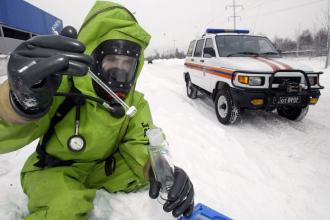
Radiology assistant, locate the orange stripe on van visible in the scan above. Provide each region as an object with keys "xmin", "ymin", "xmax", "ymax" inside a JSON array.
[
  {"xmin": 184, "ymin": 62, "xmax": 234, "ymax": 79},
  {"xmin": 185, "ymin": 62, "xmax": 234, "ymax": 74}
]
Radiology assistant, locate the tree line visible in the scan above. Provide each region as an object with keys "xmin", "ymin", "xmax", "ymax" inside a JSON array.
[
  {"xmin": 146, "ymin": 48, "xmax": 186, "ymax": 61},
  {"xmin": 273, "ymin": 28, "xmax": 327, "ymax": 56}
]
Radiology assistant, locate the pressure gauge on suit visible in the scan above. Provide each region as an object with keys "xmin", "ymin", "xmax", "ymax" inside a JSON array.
[
  {"xmin": 68, "ymin": 135, "xmax": 86, "ymax": 152},
  {"xmin": 67, "ymin": 104, "xmax": 86, "ymax": 152}
]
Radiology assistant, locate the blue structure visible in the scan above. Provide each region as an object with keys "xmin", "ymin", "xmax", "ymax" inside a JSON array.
[
  {"xmin": 178, "ymin": 203, "xmax": 232, "ymax": 220},
  {"xmin": 0, "ymin": 0, "xmax": 63, "ymax": 54},
  {"xmin": 0, "ymin": 0, "xmax": 63, "ymax": 35}
]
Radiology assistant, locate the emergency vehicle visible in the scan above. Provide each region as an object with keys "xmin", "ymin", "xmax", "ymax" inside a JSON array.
[{"xmin": 184, "ymin": 29, "xmax": 323, "ymax": 125}]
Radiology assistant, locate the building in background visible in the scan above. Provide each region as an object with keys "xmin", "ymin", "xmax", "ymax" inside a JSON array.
[{"xmin": 0, "ymin": 0, "xmax": 63, "ymax": 54}]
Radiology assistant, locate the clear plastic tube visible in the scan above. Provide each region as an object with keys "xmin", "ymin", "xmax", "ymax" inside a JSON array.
[
  {"xmin": 146, "ymin": 128, "xmax": 175, "ymax": 202},
  {"xmin": 87, "ymin": 69, "xmax": 137, "ymax": 117}
]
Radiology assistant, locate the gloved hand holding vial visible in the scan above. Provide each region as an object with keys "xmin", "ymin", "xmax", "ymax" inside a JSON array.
[
  {"xmin": 146, "ymin": 127, "xmax": 175, "ymax": 201},
  {"xmin": 147, "ymin": 128, "xmax": 194, "ymax": 218}
]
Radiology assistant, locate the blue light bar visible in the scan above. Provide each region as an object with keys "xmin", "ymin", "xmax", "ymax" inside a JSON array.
[{"xmin": 206, "ymin": 29, "xmax": 250, "ymax": 34}]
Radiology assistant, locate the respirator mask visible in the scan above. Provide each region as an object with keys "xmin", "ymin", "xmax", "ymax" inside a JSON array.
[{"xmin": 91, "ymin": 40, "xmax": 140, "ymax": 101}]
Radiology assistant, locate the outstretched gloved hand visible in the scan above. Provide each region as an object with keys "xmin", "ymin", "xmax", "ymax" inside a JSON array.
[
  {"xmin": 149, "ymin": 166, "xmax": 195, "ymax": 218},
  {"xmin": 7, "ymin": 27, "xmax": 92, "ymax": 119}
]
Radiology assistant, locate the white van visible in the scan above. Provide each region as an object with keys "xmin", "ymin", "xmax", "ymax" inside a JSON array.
[{"xmin": 184, "ymin": 29, "xmax": 323, "ymax": 125}]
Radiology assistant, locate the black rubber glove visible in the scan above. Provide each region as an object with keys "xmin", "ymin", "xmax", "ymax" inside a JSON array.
[
  {"xmin": 7, "ymin": 30, "xmax": 92, "ymax": 119},
  {"xmin": 149, "ymin": 166, "xmax": 195, "ymax": 218}
]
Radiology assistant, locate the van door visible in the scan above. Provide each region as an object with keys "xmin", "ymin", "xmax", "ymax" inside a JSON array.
[
  {"xmin": 202, "ymin": 38, "xmax": 217, "ymax": 92},
  {"xmin": 185, "ymin": 40, "xmax": 196, "ymax": 79},
  {"xmin": 190, "ymin": 39, "xmax": 207, "ymax": 90}
]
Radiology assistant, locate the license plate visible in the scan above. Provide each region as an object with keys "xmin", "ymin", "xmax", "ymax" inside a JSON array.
[{"xmin": 277, "ymin": 96, "xmax": 301, "ymax": 105}]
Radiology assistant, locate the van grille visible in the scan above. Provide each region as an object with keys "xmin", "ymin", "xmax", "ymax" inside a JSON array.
[{"xmin": 273, "ymin": 77, "xmax": 301, "ymax": 84}]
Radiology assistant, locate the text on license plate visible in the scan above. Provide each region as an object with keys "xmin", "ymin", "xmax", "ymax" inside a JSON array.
[{"xmin": 278, "ymin": 96, "xmax": 301, "ymax": 104}]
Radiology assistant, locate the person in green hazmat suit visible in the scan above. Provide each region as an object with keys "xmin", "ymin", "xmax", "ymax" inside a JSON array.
[{"xmin": 0, "ymin": 1, "xmax": 194, "ymax": 219}]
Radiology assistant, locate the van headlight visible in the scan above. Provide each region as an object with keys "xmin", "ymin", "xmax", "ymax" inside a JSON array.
[
  {"xmin": 308, "ymin": 76, "xmax": 318, "ymax": 86},
  {"xmin": 238, "ymin": 76, "xmax": 249, "ymax": 84},
  {"xmin": 249, "ymin": 76, "xmax": 264, "ymax": 86},
  {"xmin": 235, "ymin": 73, "xmax": 265, "ymax": 87}
]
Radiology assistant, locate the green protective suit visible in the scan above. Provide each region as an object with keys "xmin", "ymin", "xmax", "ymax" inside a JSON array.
[{"xmin": 0, "ymin": 1, "xmax": 154, "ymax": 219}]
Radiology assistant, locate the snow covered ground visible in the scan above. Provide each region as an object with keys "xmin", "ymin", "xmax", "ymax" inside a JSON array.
[{"xmin": 0, "ymin": 57, "xmax": 329, "ymax": 220}]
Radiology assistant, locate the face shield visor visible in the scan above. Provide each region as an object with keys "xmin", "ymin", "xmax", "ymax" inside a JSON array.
[
  {"xmin": 101, "ymin": 55, "xmax": 138, "ymax": 83},
  {"xmin": 91, "ymin": 40, "xmax": 141, "ymax": 101}
]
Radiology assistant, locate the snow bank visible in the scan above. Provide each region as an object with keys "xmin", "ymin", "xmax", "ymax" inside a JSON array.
[{"xmin": 0, "ymin": 57, "xmax": 329, "ymax": 220}]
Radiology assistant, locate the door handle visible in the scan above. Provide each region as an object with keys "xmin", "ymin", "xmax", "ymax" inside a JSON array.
[
  {"xmin": 200, "ymin": 59, "xmax": 204, "ymax": 63},
  {"xmin": 191, "ymin": 58, "xmax": 194, "ymax": 62}
]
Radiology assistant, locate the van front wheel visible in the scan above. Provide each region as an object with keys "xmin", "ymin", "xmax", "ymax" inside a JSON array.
[{"xmin": 214, "ymin": 89, "xmax": 240, "ymax": 125}]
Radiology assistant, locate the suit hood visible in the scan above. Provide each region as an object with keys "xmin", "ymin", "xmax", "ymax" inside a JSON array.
[{"xmin": 73, "ymin": 1, "xmax": 151, "ymax": 99}]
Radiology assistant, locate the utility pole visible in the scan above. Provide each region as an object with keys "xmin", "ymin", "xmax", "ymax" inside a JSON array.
[
  {"xmin": 325, "ymin": 0, "xmax": 330, "ymax": 68},
  {"xmin": 226, "ymin": 0, "xmax": 243, "ymax": 29}
]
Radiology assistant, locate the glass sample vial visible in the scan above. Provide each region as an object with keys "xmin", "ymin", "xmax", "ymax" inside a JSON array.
[{"xmin": 146, "ymin": 128, "xmax": 175, "ymax": 201}]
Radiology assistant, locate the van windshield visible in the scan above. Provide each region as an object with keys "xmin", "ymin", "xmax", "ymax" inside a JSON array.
[{"xmin": 215, "ymin": 35, "xmax": 280, "ymax": 57}]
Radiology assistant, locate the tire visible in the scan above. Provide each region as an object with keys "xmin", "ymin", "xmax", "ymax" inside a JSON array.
[
  {"xmin": 214, "ymin": 89, "xmax": 240, "ymax": 125},
  {"xmin": 186, "ymin": 77, "xmax": 198, "ymax": 99},
  {"xmin": 277, "ymin": 106, "xmax": 309, "ymax": 121}
]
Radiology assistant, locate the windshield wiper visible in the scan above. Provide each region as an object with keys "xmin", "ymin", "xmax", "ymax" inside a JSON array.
[
  {"xmin": 227, "ymin": 51, "xmax": 259, "ymax": 57},
  {"xmin": 259, "ymin": 52, "xmax": 279, "ymax": 56}
]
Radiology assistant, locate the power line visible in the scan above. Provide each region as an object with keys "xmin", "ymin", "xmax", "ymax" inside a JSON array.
[
  {"xmin": 245, "ymin": 0, "xmax": 326, "ymax": 19},
  {"xmin": 242, "ymin": 0, "xmax": 265, "ymax": 11},
  {"xmin": 198, "ymin": 0, "xmax": 324, "ymax": 35},
  {"xmin": 265, "ymin": 0, "xmax": 325, "ymax": 15},
  {"xmin": 241, "ymin": 0, "xmax": 260, "ymax": 8}
]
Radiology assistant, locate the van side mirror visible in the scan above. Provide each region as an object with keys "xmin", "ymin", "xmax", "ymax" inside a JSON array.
[{"xmin": 204, "ymin": 47, "xmax": 216, "ymax": 57}]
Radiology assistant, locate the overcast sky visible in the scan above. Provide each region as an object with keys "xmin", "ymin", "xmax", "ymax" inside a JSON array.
[{"xmin": 26, "ymin": 0, "xmax": 327, "ymax": 56}]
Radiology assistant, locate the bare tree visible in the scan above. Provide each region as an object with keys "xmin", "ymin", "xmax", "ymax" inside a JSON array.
[
  {"xmin": 272, "ymin": 36, "xmax": 296, "ymax": 53},
  {"xmin": 298, "ymin": 29, "xmax": 313, "ymax": 50},
  {"xmin": 314, "ymin": 28, "xmax": 327, "ymax": 56}
]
